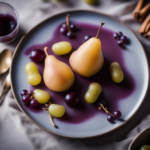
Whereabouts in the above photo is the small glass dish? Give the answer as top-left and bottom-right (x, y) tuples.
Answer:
(0, 2), (19, 43)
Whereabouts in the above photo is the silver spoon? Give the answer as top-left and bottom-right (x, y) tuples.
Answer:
(0, 49), (12, 75)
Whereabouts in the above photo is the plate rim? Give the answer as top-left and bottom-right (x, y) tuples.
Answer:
(10, 9), (150, 139)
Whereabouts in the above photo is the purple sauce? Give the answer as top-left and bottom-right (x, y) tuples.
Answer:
(24, 23), (135, 124)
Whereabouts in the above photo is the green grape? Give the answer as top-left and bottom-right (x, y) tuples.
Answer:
(84, 0), (97, 5)
(33, 89), (50, 104)
(48, 104), (65, 117)
(25, 62), (41, 86)
(139, 145), (150, 150)
(52, 41), (72, 55)
(110, 62), (124, 83)
(85, 82), (102, 104)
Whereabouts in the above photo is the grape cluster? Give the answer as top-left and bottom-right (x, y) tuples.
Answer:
(84, 35), (92, 41)
(97, 100), (122, 123)
(60, 23), (76, 39)
(113, 31), (127, 47)
(21, 89), (39, 108)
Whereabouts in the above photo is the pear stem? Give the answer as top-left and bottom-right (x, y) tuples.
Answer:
(44, 47), (49, 56)
(49, 114), (57, 128)
(96, 22), (105, 39)
(66, 14), (72, 33)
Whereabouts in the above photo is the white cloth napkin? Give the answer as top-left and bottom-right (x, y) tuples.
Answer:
(0, 0), (150, 150)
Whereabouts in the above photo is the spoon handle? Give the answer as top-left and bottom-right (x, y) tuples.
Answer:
(0, 74), (11, 104)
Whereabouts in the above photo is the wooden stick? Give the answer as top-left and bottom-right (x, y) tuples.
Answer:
(144, 31), (150, 40)
(136, 3), (150, 22)
(138, 14), (150, 34)
(133, 0), (145, 21)
(145, 22), (150, 33)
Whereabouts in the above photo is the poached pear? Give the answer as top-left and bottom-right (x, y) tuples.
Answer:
(43, 47), (74, 92)
(69, 22), (105, 77)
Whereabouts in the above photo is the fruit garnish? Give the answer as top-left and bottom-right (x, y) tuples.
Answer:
(43, 101), (65, 128)
(28, 49), (45, 63)
(21, 89), (28, 96)
(113, 111), (122, 119)
(43, 47), (74, 92)
(33, 89), (50, 104)
(25, 62), (41, 86)
(69, 22), (104, 77)
(22, 95), (31, 105)
(85, 83), (102, 103)
(52, 41), (72, 55)
(65, 92), (79, 107)
(110, 62), (124, 83)
(30, 99), (39, 108)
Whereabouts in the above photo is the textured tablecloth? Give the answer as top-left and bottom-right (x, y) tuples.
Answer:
(0, 0), (150, 150)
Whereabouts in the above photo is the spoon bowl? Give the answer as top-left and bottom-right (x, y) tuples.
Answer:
(0, 49), (12, 75)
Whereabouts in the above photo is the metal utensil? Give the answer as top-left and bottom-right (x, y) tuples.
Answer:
(0, 49), (12, 75)
(0, 73), (11, 104)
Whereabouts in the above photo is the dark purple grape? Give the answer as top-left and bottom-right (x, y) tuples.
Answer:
(120, 35), (127, 43)
(67, 32), (75, 39)
(30, 99), (39, 108)
(107, 115), (114, 123)
(21, 90), (28, 96)
(113, 33), (120, 40)
(65, 92), (79, 107)
(22, 95), (31, 105)
(28, 90), (34, 96)
(62, 23), (67, 28)
(60, 27), (68, 35)
(118, 31), (123, 37)
(84, 35), (92, 41)
(0, 21), (5, 34)
(100, 100), (107, 107)
(29, 49), (45, 63)
(113, 111), (122, 119)
(117, 40), (123, 46)
(70, 24), (76, 31)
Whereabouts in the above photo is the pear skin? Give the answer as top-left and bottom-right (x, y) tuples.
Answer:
(43, 47), (74, 92)
(69, 22), (105, 77)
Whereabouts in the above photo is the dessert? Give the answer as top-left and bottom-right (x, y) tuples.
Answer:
(69, 22), (104, 77)
(43, 47), (74, 92)
(25, 62), (41, 86)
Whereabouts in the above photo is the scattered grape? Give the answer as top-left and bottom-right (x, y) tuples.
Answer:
(67, 32), (75, 39)
(113, 33), (119, 40)
(113, 111), (122, 119)
(30, 99), (39, 108)
(52, 41), (72, 55)
(120, 35), (127, 42)
(28, 90), (34, 96)
(70, 24), (76, 31)
(21, 89), (28, 96)
(65, 92), (79, 107)
(22, 95), (31, 105)
(107, 115), (114, 123)
(117, 40), (123, 46)
(48, 104), (65, 117)
(118, 31), (123, 37)
(60, 27), (68, 35)
(28, 49), (45, 63)
(84, 35), (92, 41)
(62, 23), (67, 28)
(0, 21), (5, 34)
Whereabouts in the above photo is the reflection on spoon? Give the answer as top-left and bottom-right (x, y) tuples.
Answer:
(0, 49), (12, 75)
(0, 73), (11, 104)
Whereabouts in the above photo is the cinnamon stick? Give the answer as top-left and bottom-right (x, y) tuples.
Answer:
(138, 14), (150, 34)
(136, 3), (150, 22)
(133, 0), (145, 21)
(144, 31), (150, 40)
(145, 22), (150, 33)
